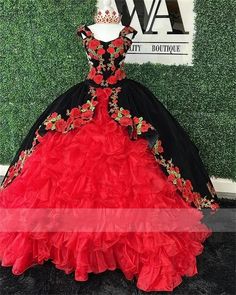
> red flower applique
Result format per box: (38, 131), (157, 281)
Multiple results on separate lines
(107, 47), (115, 54)
(93, 75), (103, 84)
(112, 38), (124, 47)
(119, 116), (133, 126)
(88, 67), (96, 79)
(107, 75), (118, 85)
(70, 108), (81, 118)
(97, 48), (106, 55)
(55, 119), (67, 133)
(88, 39), (100, 50)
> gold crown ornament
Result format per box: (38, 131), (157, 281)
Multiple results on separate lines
(94, 0), (122, 24)
(94, 9), (122, 24)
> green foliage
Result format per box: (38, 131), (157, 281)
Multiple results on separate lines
(0, 0), (235, 180)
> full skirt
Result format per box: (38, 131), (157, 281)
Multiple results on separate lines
(0, 81), (212, 292)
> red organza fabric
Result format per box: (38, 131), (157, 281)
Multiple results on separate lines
(0, 90), (212, 292)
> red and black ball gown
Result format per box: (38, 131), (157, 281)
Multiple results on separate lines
(0, 24), (220, 292)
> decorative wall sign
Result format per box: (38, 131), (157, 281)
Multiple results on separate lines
(97, 0), (195, 65)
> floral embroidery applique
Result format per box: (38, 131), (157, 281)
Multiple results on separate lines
(108, 87), (155, 139)
(44, 99), (98, 133)
(0, 125), (44, 190)
(151, 140), (220, 213)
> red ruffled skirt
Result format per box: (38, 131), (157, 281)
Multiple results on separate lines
(0, 90), (212, 292)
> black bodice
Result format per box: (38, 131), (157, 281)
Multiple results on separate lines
(77, 24), (137, 87)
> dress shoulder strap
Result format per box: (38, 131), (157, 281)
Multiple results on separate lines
(76, 24), (93, 39)
(119, 25), (138, 40)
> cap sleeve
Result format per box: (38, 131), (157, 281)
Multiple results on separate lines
(76, 24), (91, 39)
(129, 26), (138, 39)
(120, 25), (138, 40)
